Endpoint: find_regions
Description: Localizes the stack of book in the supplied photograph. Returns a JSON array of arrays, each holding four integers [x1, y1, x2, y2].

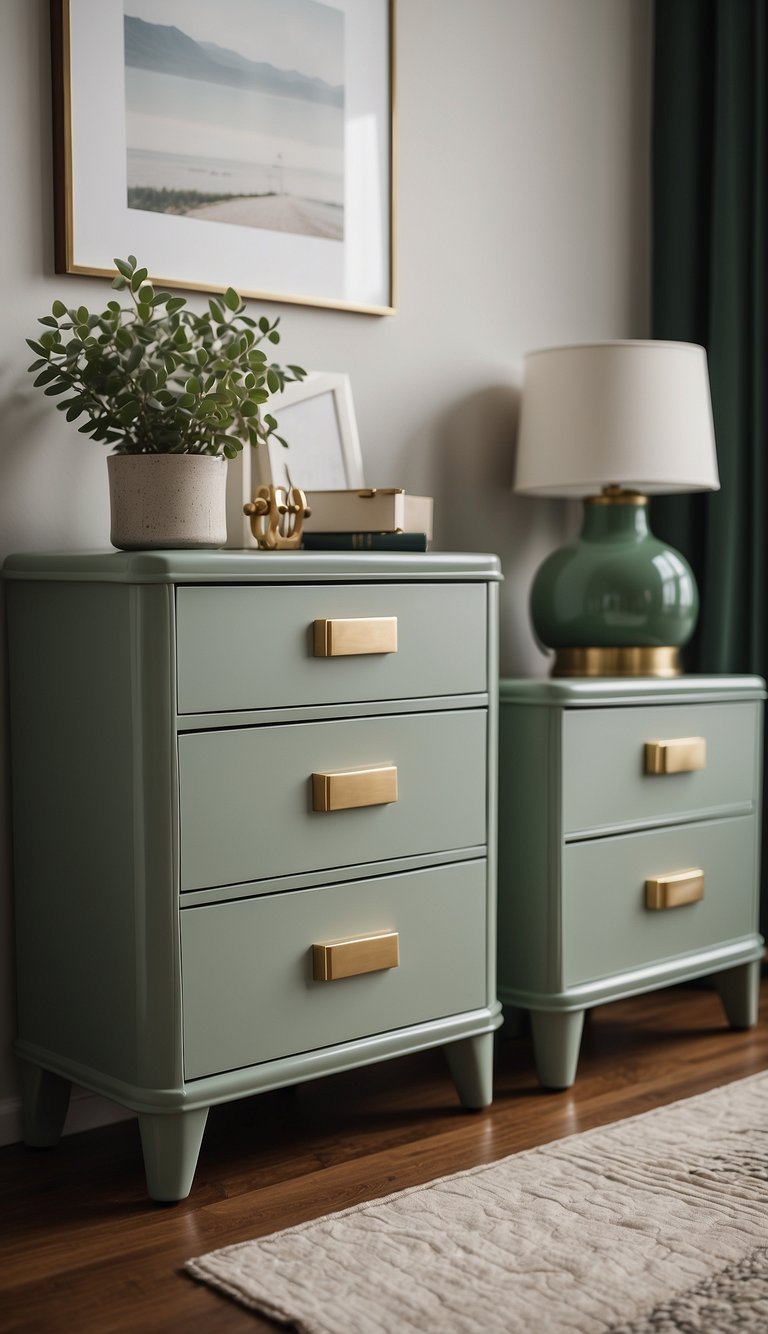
[[301, 489, 433, 552]]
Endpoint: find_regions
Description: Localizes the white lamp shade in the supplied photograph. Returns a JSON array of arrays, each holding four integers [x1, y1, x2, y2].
[[514, 341, 720, 496]]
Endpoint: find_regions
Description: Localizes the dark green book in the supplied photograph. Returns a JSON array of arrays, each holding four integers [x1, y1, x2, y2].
[[302, 531, 429, 552]]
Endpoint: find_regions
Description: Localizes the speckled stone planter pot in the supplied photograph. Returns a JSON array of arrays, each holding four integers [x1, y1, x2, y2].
[[107, 454, 228, 550]]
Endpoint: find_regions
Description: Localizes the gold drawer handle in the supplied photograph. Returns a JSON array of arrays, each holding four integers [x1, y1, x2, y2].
[[312, 764, 398, 812], [645, 868, 705, 910], [313, 931, 400, 981], [313, 617, 398, 657], [644, 737, 706, 774]]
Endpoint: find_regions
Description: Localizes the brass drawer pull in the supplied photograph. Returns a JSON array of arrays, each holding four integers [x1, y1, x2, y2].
[[645, 868, 705, 910], [313, 931, 400, 981], [644, 737, 706, 774], [313, 617, 398, 657], [312, 764, 398, 812]]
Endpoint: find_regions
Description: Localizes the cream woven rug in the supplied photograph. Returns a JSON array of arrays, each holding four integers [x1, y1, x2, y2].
[[186, 1072, 768, 1332]]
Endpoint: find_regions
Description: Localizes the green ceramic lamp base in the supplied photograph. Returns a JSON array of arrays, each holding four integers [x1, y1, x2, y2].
[[530, 489, 698, 677]]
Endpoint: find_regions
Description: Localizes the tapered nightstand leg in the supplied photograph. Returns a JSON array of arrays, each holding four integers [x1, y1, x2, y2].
[[714, 961, 760, 1029], [20, 1061, 71, 1147], [444, 1033, 494, 1109], [138, 1107, 209, 1202], [530, 1009, 585, 1089]]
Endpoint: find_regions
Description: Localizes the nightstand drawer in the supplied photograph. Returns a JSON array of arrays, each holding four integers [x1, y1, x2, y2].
[[562, 815, 758, 986], [181, 861, 487, 1080], [178, 709, 487, 891], [562, 702, 759, 835], [176, 583, 487, 714]]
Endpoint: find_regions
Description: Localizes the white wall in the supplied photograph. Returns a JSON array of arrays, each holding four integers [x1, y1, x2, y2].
[[0, 0, 651, 1138]]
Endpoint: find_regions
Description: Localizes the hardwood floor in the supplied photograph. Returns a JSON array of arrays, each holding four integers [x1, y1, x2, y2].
[[2, 980, 767, 1332]]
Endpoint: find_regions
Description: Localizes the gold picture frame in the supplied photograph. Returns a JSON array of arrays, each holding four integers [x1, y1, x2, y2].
[[50, 0, 396, 315]]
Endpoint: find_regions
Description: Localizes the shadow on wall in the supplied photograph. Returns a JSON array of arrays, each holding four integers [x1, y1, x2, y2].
[[0, 364, 110, 558], [410, 384, 577, 678]]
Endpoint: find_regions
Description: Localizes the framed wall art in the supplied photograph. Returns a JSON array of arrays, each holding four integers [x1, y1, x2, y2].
[[226, 371, 364, 547], [50, 0, 395, 314]]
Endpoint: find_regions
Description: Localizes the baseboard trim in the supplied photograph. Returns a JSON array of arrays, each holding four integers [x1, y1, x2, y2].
[[0, 1086, 135, 1147]]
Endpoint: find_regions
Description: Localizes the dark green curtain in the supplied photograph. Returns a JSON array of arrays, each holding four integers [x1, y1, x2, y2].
[[652, 0, 768, 928], [652, 0, 767, 672]]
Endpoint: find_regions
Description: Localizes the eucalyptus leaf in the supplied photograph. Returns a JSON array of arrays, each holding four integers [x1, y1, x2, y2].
[[33, 367, 59, 387], [27, 255, 305, 458], [119, 400, 141, 423]]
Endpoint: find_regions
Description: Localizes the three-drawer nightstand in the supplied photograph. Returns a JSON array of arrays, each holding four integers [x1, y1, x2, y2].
[[498, 676, 765, 1089], [4, 551, 502, 1200]]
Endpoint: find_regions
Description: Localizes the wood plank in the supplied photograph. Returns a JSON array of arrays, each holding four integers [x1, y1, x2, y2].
[[1, 981, 766, 1332]]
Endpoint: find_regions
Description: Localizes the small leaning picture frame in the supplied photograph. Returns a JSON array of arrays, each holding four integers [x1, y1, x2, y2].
[[50, 0, 396, 315], [226, 371, 364, 548]]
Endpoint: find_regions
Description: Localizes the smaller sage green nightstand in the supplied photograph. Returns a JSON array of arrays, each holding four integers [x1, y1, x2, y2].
[[497, 676, 765, 1089]]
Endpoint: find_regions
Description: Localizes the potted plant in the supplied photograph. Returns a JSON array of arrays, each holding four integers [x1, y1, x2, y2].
[[27, 256, 305, 549]]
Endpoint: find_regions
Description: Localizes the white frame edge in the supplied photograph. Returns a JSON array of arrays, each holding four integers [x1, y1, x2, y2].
[[226, 372, 365, 549]]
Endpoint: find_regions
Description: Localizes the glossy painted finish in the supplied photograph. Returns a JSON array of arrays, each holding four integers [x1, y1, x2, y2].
[[3, 550, 502, 584], [497, 675, 765, 1088], [181, 862, 487, 1080], [4, 551, 501, 1199], [562, 700, 758, 835], [530, 499, 698, 650], [178, 710, 487, 890], [562, 815, 756, 985], [176, 582, 488, 713]]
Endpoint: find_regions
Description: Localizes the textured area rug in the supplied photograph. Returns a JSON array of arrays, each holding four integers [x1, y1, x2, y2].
[[186, 1072, 768, 1332]]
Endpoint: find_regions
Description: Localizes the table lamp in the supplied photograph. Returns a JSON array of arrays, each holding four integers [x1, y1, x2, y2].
[[514, 341, 719, 678]]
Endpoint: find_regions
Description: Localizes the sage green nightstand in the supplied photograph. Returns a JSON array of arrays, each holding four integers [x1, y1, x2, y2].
[[4, 551, 502, 1200], [498, 676, 765, 1089]]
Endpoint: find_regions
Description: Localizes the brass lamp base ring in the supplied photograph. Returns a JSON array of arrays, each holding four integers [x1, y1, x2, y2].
[[552, 646, 682, 679]]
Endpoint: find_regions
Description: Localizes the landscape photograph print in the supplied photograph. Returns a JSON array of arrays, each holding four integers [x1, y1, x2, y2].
[[123, 0, 346, 242]]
